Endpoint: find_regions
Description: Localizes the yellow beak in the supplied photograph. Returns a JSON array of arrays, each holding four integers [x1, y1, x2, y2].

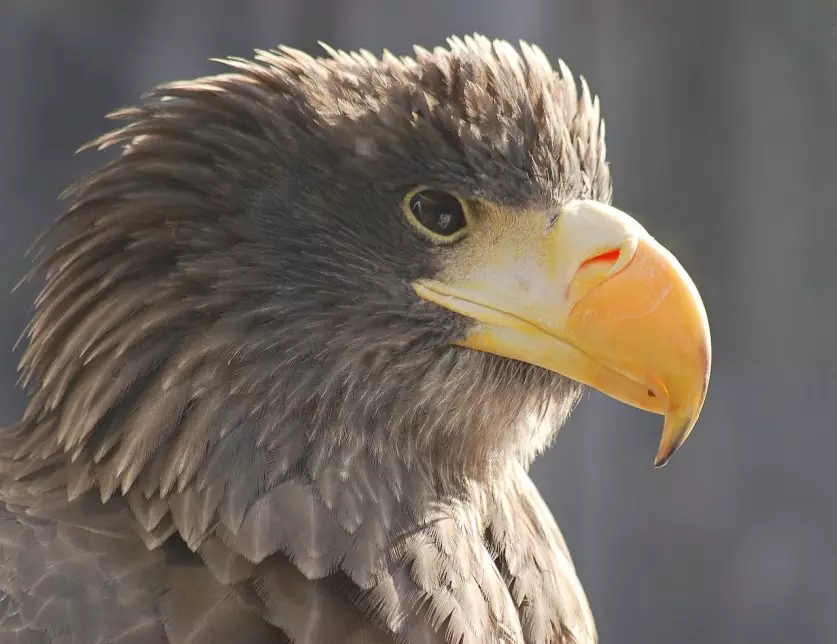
[[413, 199, 711, 467]]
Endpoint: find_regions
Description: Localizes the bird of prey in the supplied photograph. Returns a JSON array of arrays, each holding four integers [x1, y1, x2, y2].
[[0, 35, 711, 644]]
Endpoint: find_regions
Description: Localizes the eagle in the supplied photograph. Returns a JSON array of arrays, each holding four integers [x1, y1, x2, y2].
[[0, 35, 711, 643]]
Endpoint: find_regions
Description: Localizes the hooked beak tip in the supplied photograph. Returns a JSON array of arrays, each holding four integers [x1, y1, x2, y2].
[[654, 452, 673, 469]]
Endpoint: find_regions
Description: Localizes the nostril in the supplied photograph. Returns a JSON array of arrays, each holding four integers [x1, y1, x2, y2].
[[579, 248, 621, 272], [567, 247, 624, 305]]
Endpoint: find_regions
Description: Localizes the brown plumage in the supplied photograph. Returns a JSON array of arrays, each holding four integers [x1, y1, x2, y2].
[[0, 35, 614, 643]]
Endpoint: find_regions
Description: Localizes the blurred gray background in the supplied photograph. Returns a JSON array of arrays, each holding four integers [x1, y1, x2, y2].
[[1, 1, 835, 642]]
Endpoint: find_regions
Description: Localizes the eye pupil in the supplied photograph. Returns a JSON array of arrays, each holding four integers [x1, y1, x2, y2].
[[409, 190, 467, 238]]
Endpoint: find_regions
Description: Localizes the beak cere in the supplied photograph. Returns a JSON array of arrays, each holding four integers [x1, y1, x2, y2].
[[412, 199, 711, 467]]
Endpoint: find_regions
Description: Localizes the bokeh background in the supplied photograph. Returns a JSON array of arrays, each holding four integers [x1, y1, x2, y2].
[[1, 1, 835, 642]]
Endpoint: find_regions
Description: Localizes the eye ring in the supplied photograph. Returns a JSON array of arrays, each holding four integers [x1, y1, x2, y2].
[[402, 187, 471, 244]]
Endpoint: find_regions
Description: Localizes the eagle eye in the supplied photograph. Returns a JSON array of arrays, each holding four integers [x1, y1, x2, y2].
[[404, 189, 470, 243]]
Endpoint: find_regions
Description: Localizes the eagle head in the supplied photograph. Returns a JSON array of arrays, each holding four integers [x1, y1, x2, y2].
[[16, 35, 710, 504]]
